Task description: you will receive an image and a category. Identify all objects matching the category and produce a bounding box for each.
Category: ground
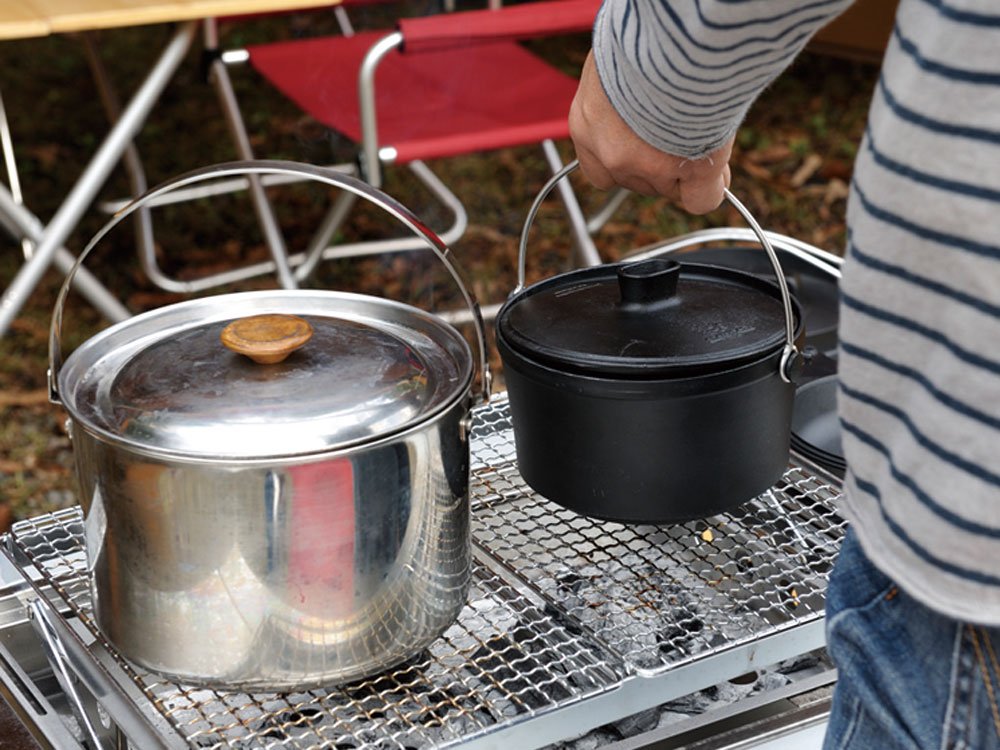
[0,8,879,526]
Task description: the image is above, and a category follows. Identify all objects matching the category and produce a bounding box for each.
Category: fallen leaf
[26,143,61,169]
[0,390,50,407]
[741,161,773,181]
[10,317,48,341]
[700,528,715,543]
[463,223,508,245]
[824,178,851,204]
[745,144,793,164]
[790,154,823,188]
[127,291,183,310]
[820,159,853,182]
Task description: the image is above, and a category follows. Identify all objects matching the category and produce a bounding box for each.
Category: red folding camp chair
[219,0,604,286]
[97,0,607,296]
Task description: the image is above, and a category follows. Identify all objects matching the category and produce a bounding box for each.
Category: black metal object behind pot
[790,373,845,477]
[680,245,844,478]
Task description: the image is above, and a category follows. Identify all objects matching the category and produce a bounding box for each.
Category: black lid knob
[617,259,681,309]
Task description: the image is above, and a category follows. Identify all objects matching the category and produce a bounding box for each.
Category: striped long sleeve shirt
[593,0,1000,624]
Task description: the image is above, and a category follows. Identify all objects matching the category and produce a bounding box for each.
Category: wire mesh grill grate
[141,572,621,750]
[469,395,847,674]
[6,395,845,747]
[9,509,621,749]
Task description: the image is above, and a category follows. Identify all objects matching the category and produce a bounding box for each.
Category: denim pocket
[824,527,897,623]
[823,530,1000,748]
[946,625,1000,749]
[822,528,933,748]
[823,690,914,750]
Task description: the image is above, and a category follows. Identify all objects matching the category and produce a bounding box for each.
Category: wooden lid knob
[220,314,313,364]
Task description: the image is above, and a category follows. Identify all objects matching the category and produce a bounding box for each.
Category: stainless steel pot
[48,161,490,690]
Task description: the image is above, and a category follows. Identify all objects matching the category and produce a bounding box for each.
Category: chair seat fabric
[246,31,579,164]
[397,0,601,54]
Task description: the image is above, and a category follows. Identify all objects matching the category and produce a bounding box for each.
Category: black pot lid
[677,245,839,339]
[497,259,798,377]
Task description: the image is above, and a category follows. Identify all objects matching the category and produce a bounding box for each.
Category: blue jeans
[823,528,1000,749]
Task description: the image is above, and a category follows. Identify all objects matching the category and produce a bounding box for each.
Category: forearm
[592,0,855,158]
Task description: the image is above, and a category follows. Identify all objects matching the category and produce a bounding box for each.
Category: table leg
[0,21,198,338]
[0,186,130,323]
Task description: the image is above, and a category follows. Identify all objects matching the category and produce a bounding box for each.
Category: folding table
[0,0,337,338]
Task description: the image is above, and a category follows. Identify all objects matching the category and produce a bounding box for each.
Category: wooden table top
[0,0,338,40]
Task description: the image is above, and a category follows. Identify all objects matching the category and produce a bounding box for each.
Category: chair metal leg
[1,87,128,322]
[586,186,630,235]
[208,56,298,289]
[79,32,159,297]
[541,139,602,267]
[0,175,131,323]
[0,90,34,263]
[312,159,468,264]
[76,156,467,293]
[294,189,359,282]
[404,160,468,248]
[333,5,355,35]
[82,25,297,293]
[123,158,466,290]
[98,167,357,212]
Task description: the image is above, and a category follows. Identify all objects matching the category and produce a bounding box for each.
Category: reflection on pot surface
[49,162,490,691]
[76,406,470,691]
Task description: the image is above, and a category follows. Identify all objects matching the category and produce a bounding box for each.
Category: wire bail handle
[515,159,800,383]
[49,160,492,404]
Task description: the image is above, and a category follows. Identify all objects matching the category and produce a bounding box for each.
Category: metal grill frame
[2,394,846,749]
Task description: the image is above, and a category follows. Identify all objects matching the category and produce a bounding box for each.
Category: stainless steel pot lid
[58,290,473,459]
[497,258,798,377]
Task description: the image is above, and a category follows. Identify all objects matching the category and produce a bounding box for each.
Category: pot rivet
[220,314,313,364]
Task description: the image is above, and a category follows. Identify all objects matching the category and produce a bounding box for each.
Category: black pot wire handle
[515,159,801,384]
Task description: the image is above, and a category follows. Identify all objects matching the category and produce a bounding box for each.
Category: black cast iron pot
[496,162,804,524]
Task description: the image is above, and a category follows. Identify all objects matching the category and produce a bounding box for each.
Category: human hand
[569,51,733,215]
